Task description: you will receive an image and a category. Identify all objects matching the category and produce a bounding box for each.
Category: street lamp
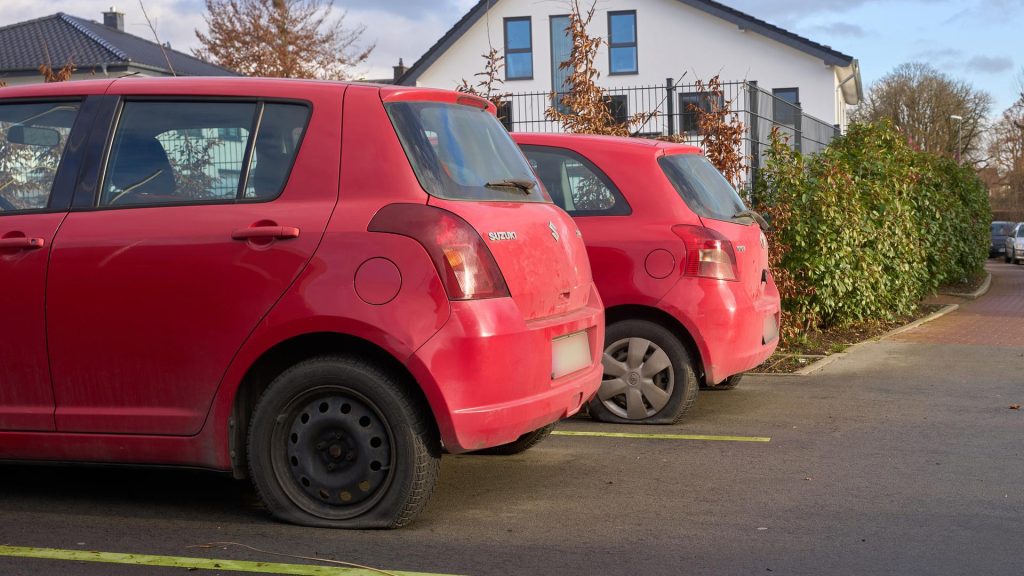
[950,114,963,164]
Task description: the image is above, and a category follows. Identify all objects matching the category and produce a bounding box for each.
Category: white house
[399,0,862,136]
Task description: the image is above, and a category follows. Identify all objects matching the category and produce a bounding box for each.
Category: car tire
[709,373,744,390]
[248,356,440,529]
[588,320,698,425]
[471,423,556,455]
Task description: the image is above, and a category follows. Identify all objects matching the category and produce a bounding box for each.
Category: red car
[514,134,780,424]
[0,78,603,528]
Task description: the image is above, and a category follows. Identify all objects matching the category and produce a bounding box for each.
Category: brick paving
[893,261,1024,348]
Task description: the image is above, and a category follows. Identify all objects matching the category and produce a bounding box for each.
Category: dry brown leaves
[544,1,654,136]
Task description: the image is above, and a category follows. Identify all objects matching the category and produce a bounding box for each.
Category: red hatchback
[0,78,603,528]
[515,133,780,424]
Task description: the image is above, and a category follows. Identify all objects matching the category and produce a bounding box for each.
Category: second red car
[515,133,780,424]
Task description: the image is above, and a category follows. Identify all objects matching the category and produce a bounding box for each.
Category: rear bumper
[659,274,780,385]
[407,285,604,453]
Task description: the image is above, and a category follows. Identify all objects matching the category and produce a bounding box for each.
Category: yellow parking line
[0,546,456,576]
[552,430,771,443]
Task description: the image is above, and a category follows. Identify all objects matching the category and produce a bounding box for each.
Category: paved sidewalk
[894,261,1024,348]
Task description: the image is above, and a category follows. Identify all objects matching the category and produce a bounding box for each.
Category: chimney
[393,58,408,83]
[103,7,124,32]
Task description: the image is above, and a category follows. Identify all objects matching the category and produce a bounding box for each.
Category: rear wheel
[589,320,698,425]
[248,356,440,529]
[471,423,556,455]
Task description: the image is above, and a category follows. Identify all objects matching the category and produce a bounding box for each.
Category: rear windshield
[992,222,1014,235]
[659,154,745,222]
[387,101,547,203]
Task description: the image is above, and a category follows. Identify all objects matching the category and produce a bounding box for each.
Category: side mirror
[7,125,60,147]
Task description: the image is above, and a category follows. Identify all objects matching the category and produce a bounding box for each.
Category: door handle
[231,226,300,241]
[0,237,45,250]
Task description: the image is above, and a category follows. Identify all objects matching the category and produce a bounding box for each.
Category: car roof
[0,76,467,100]
[512,132,702,156]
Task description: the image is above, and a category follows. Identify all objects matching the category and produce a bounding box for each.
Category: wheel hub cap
[600,337,675,420]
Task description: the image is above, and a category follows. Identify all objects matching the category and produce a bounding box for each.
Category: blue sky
[4,0,1021,114]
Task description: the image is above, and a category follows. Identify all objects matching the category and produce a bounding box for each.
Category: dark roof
[0,13,236,77]
[399,0,855,85]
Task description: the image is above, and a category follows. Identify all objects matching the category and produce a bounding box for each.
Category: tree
[853,62,992,161]
[984,69,1024,215]
[456,48,507,108]
[194,0,373,80]
[545,0,653,136]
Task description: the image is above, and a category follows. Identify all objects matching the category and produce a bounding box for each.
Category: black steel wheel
[248,356,440,528]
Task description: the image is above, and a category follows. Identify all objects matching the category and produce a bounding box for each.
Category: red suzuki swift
[514,133,780,424]
[0,78,603,528]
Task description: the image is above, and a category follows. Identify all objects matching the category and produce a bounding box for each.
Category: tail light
[369,204,510,300]
[672,225,738,281]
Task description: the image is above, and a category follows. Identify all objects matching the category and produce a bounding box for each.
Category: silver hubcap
[600,337,674,420]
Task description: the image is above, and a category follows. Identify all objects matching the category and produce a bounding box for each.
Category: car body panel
[1,79,602,470]
[514,133,780,385]
[45,82,345,436]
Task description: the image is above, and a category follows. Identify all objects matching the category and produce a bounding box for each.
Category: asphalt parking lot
[2,262,1022,576]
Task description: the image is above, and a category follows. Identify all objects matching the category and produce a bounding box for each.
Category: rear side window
[659,154,745,222]
[100,101,309,207]
[387,101,548,203]
[0,101,79,213]
[520,144,629,216]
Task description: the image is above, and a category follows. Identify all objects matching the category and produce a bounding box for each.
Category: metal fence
[499,79,841,188]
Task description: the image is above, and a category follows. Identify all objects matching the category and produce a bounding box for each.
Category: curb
[939,272,991,300]
[752,303,961,378]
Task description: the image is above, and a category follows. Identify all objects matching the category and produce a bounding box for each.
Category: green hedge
[753,121,990,338]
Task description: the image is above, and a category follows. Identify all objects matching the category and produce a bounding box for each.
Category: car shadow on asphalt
[0,462,266,523]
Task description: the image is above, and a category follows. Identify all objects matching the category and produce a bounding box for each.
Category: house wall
[414,0,846,127]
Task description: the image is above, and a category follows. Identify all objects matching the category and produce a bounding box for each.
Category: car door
[0,98,93,431]
[46,86,343,435]
[520,144,654,306]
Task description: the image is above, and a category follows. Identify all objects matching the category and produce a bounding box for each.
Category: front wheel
[588,320,698,425]
[248,356,440,529]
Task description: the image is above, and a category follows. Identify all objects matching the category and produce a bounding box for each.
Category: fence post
[747,81,760,199]
[665,78,675,137]
[794,102,803,153]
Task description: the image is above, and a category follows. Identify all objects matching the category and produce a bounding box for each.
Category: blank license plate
[552,331,591,379]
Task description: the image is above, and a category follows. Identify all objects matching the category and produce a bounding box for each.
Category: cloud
[966,55,1014,73]
[812,22,867,37]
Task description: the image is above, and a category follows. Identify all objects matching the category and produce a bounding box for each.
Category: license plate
[552,331,591,379]
[763,314,779,345]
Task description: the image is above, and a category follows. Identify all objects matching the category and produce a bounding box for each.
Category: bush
[754,121,990,342]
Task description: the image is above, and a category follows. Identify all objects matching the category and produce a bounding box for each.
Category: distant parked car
[991,221,1016,258]
[514,133,780,424]
[1005,223,1024,264]
[0,78,604,528]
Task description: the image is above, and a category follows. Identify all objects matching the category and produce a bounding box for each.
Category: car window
[0,101,79,214]
[992,222,1013,235]
[520,144,630,216]
[387,101,548,203]
[242,103,310,199]
[100,101,309,207]
[1018,225,1024,238]
[659,153,746,222]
